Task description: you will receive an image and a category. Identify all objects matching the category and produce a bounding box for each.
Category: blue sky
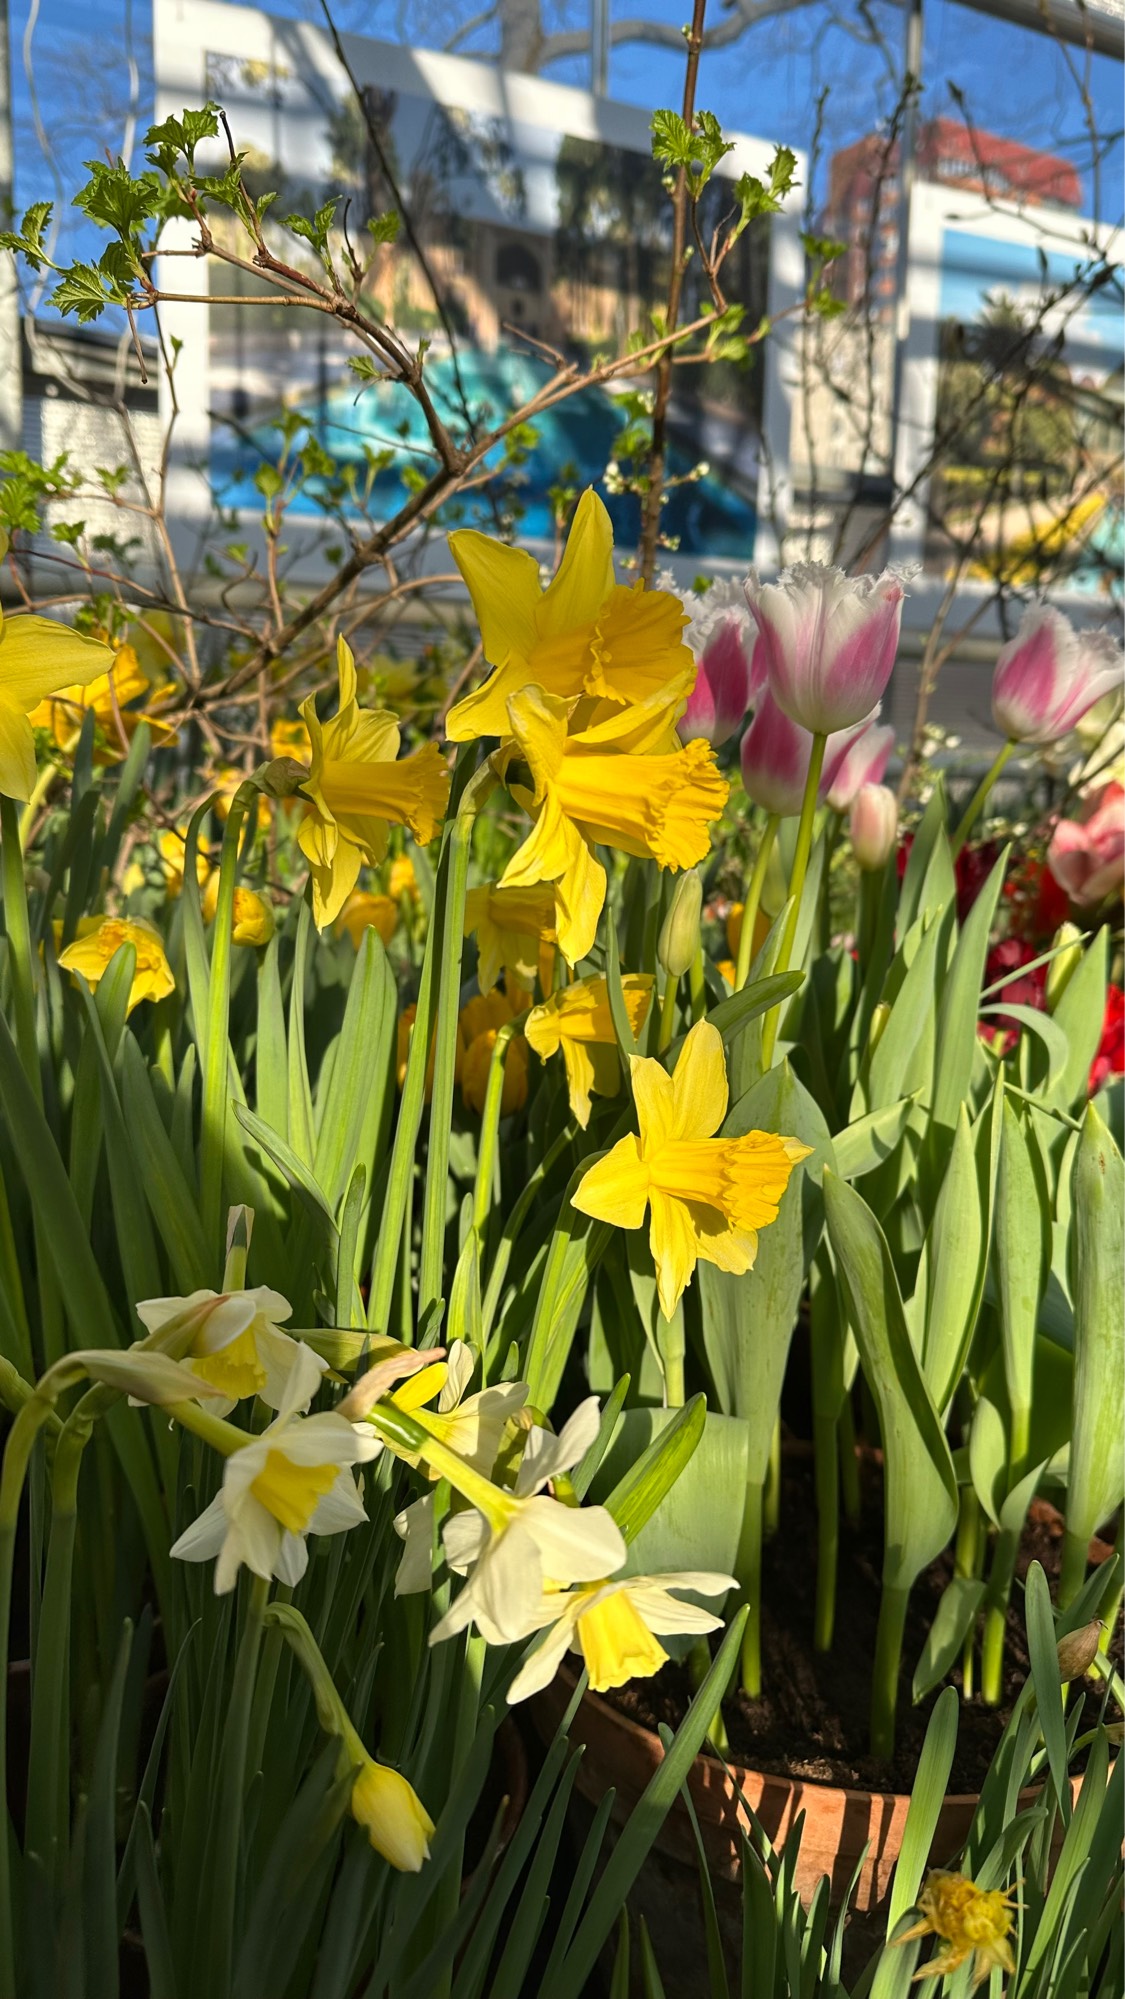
[8,0,1123,290]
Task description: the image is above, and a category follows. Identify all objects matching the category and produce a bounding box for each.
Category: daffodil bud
[1056,1618,1102,1683]
[349,1755,435,1870]
[1045,923,1084,1012]
[256,754,308,797]
[658,869,703,979]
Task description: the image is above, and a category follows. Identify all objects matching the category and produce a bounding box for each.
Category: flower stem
[981,1523,1021,1706]
[0,792,41,1102]
[473,1021,518,1238]
[949,739,1017,860]
[1059,1528,1089,1610]
[734,814,779,990]
[764,1415,781,1538]
[657,974,678,1054]
[761,736,826,1064]
[838,1395,861,1528]
[870,1582,909,1760]
[955,1488,981,1700]
[736,1481,765,1697]
[813,1412,838,1652]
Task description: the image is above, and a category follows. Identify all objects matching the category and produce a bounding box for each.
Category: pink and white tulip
[744,563,906,735]
[991,607,1121,746]
[825,719,895,811]
[849,783,898,871]
[679,579,763,746]
[740,690,874,818]
[1047,782,1124,910]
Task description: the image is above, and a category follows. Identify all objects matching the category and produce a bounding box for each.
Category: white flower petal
[441,1507,488,1574]
[515,1395,601,1495]
[507,1612,580,1704]
[394,1494,437,1595]
[169,1491,227,1563]
[520,1495,626,1585]
[439,1341,476,1411]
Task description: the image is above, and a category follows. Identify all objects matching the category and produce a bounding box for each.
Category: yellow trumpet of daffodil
[507,1567,735,1702]
[201,875,275,947]
[334,889,398,947]
[298,638,450,927]
[29,643,179,764]
[445,488,694,742]
[499,682,728,965]
[896,1871,1016,1988]
[0,549,116,798]
[572,1019,811,1319]
[524,973,654,1126]
[464,880,557,996]
[57,914,175,1013]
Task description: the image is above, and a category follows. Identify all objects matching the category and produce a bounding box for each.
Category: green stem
[734,814,779,991]
[0,792,42,1103]
[419,809,474,1323]
[1059,1529,1089,1610]
[955,1489,982,1700]
[204,1573,269,1997]
[480,1126,573,1341]
[813,1413,838,1653]
[657,974,678,1054]
[763,1415,781,1538]
[761,737,826,1064]
[472,1022,517,1240]
[0,1397,57,1999]
[838,1395,861,1528]
[201,792,248,1253]
[736,1482,765,1697]
[657,1311,685,1407]
[949,739,1017,861]
[870,1583,909,1760]
[981,1524,1021,1706]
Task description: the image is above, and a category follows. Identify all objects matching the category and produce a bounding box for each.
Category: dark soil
[612,1456,1120,1794]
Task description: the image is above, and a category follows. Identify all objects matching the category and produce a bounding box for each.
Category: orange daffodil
[574,1020,812,1319]
[0,542,115,798]
[298,637,450,927]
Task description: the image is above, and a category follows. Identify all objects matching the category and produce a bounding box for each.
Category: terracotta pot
[532,1666,1070,1913]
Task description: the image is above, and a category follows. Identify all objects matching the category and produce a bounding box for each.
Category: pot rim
[557,1665,1001,1812]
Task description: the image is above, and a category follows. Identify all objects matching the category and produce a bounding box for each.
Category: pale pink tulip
[849,783,898,871]
[740,690,873,818]
[744,563,905,735]
[825,719,895,811]
[1047,783,1124,909]
[680,580,763,746]
[992,607,1122,746]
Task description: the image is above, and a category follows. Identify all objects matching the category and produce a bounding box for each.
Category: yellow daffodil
[524,973,654,1126]
[135,1284,318,1415]
[298,638,450,927]
[572,1019,811,1319]
[157,827,212,899]
[201,876,275,947]
[0,573,115,798]
[210,763,272,828]
[445,488,694,742]
[464,880,558,996]
[507,1568,735,1701]
[499,684,728,965]
[388,853,419,901]
[348,1750,434,1871]
[334,889,398,947]
[270,714,312,763]
[725,901,769,967]
[57,914,175,1013]
[897,1871,1017,1988]
[29,644,178,764]
[718,959,737,987]
[170,1346,380,1593]
[459,983,531,1115]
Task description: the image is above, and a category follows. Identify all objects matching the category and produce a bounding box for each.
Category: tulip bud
[1045,923,1084,1012]
[1055,1618,1102,1684]
[991,606,1122,746]
[745,563,905,734]
[658,869,703,978]
[868,1001,891,1054]
[826,721,896,812]
[740,691,877,818]
[680,585,762,747]
[849,783,898,871]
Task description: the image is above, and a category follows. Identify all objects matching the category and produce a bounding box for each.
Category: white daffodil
[170,1345,379,1593]
[135,1284,320,1416]
[427,1399,627,1647]
[390,1344,527,1597]
[507,1570,736,1702]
